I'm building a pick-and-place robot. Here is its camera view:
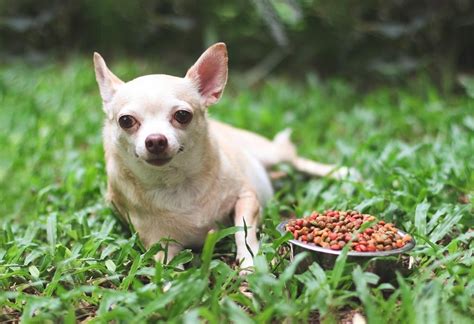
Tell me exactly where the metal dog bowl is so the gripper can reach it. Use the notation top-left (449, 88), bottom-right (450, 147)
top-left (277, 220), bottom-right (416, 280)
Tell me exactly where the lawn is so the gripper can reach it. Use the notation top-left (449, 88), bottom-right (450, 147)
top-left (0, 58), bottom-right (473, 323)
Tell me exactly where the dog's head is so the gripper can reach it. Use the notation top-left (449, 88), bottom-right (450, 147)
top-left (94, 43), bottom-right (228, 168)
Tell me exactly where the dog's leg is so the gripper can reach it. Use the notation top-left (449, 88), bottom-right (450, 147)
top-left (234, 189), bottom-right (260, 274)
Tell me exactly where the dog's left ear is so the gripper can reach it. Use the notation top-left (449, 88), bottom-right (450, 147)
top-left (185, 43), bottom-right (228, 107)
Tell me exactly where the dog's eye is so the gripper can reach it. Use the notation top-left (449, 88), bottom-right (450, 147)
top-left (118, 115), bottom-right (137, 129)
top-left (174, 110), bottom-right (193, 125)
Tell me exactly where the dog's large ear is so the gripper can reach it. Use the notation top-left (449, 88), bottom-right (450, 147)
top-left (93, 52), bottom-right (124, 106)
top-left (185, 43), bottom-right (228, 107)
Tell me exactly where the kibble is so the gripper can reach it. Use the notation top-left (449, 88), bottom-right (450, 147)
top-left (285, 210), bottom-right (412, 252)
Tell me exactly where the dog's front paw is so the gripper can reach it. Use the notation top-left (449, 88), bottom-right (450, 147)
top-left (237, 257), bottom-right (254, 276)
top-left (332, 166), bottom-right (362, 181)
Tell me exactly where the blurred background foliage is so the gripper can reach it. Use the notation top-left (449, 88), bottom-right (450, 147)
top-left (0, 0), bottom-right (474, 90)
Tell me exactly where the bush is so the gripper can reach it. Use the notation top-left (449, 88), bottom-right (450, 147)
top-left (0, 0), bottom-right (473, 85)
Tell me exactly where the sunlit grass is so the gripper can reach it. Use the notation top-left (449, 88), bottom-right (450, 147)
top-left (0, 58), bottom-right (472, 322)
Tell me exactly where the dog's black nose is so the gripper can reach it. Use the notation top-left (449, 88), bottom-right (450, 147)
top-left (145, 134), bottom-right (168, 154)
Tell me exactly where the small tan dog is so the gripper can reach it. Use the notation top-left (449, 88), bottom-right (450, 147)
top-left (94, 43), bottom-right (353, 271)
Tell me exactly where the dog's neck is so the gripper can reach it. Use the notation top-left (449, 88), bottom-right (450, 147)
top-left (111, 128), bottom-right (219, 191)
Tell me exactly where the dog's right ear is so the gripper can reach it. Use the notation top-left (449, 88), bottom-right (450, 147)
top-left (93, 52), bottom-right (124, 107)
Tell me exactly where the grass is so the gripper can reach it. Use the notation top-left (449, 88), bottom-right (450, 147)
top-left (0, 58), bottom-right (473, 323)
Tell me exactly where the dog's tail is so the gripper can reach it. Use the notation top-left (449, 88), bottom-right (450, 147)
top-left (272, 128), bottom-right (297, 161)
top-left (272, 128), bottom-right (356, 179)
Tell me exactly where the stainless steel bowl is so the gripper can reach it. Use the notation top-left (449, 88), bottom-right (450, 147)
top-left (277, 220), bottom-right (416, 280)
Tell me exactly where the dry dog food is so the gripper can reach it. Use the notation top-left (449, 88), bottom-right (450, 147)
top-left (285, 210), bottom-right (412, 252)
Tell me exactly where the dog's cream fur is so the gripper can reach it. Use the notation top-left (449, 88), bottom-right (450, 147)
top-left (94, 43), bottom-right (353, 271)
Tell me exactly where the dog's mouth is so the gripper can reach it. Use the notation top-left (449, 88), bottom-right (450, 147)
top-left (146, 157), bottom-right (173, 166)
top-left (138, 146), bottom-right (183, 167)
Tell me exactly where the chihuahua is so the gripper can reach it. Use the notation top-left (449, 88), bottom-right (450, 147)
top-left (93, 43), bottom-right (354, 271)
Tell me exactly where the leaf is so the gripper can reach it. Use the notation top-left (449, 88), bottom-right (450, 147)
top-left (105, 259), bottom-right (116, 273)
top-left (154, 260), bottom-right (164, 284)
top-left (279, 252), bottom-right (307, 283)
top-left (100, 244), bottom-right (119, 260)
top-left (429, 206), bottom-right (465, 243)
top-left (331, 244), bottom-right (350, 289)
top-left (414, 200), bottom-right (430, 236)
top-left (426, 206), bottom-right (448, 233)
top-left (354, 197), bottom-right (384, 212)
top-left (272, 230), bottom-right (293, 250)
top-left (378, 283), bottom-right (395, 291)
top-left (28, 265), bottom-right (40, 278)
top-left (254, 254), bottom-right (269, 273)
top-left (300, 181), bottom-right (324, 210)
top-left (44, 267), bottom-right (63, 296)
top-left (24, 250), bottom-right (43, 265)
top-left (182, 309), bottom-right (201, 324)
top-left (64, 304), bottom-right (76, 324)
top-left (243, 218), bottom-right (254, 258)
top-left (462, 115), bottom-right (474, 131)
top-left (397, 273), bottom-right (416, 323)
top-left (415, 281), bottom-right (441, 324)
top-left (458, 75), bottom-right (474, 98)
top-left (142, 241), bottom-right (165, 261)
top-left (168, 249), bottom-right (193, 268)
top-left (364, 272), bottom-right (380, 285)
top-left (120, 254), bottom-right (141, 290)
top-left (308, 262), bottom-right (327, 283)
top-left (201, 227), bottom-right (241, 276)
top-left (46, 213), bottom-right (57, 255)
top-left (223, 298), bottom-right (253, 324)
top-left (352, 266), bottom-right (382, 322)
